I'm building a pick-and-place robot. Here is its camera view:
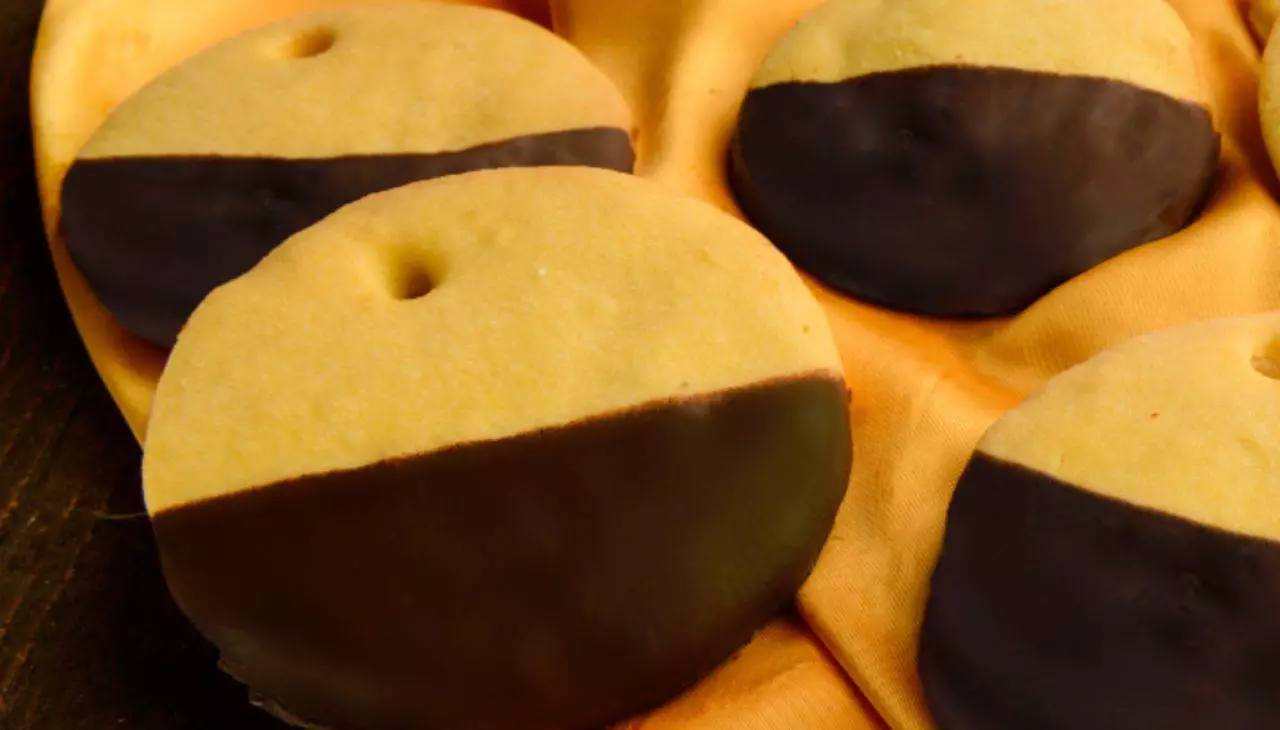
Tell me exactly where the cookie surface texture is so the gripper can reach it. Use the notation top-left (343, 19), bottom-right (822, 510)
top-left (919, 312), bottom-right (1280, 730)
top-left (730, 0), bottom-right (1220, 317)
top-left (59, 2), bottom-right (634, 348)
top-left (141, 166), bottom-right (853, 730)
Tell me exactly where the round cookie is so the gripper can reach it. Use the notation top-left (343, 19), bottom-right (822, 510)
top-left (141, 166), bottom-right (853, 730)
top-left (918, 312), bottom-right (1280, 729)
top-left (60, 2), bottom-right (634, 348)
top-left (729, 0), bottom-right (1220, 318)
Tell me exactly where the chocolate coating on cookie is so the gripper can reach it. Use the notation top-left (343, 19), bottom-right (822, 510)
top-left (60, 3), bottom-right (635, 347)
top-left (157, 376), bottom-right (850, 730)
top-left (919, 313), bottom-right (1280, 729)
top-left (921, 453), bottom-right (1280, 730)
top-left (142, 166), bottom-right (853, 730)
top-left (731, 0), bottom-right (1219, 317)
top-left (62, 129), bottom-right (632, 347)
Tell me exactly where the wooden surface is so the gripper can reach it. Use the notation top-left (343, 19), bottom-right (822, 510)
top-left (0, 2), bottom-right (286, 728)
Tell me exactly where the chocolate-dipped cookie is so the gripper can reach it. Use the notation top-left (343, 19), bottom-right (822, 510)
top-left (60, 3), bottom-right (634, 348)
top-left (141, 166), bottom-right (853, 730)
top-left (919, 312), bottom-right (1280, 729)
top-left (730, 0), bottom-right (1220, 318)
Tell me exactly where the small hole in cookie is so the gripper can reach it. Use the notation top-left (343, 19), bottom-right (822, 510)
top-left (1251, 337), bottom-right (1280, 379)
top-left (282, 27), bottom-right (336, 59)
top-left (390, 263), bottom-right (435, 301)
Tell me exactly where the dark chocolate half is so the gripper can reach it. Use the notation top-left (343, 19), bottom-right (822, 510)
top-left (918, 452), bottom-right (1280, 730)
top-left (729, 66), bottom-right (1220, 317)
top-left (61, 126), bottom-right (635, 348)
top-left (152, 374), bottom-right (852, 730)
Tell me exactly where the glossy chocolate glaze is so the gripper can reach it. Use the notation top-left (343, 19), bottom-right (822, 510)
top-left (151, 375), bottom-right (852, 730)
top-left (61, 127), bottom-right (635, 348)
top-left (729, 66), bottom-right (1220, 317)
top-left (919, 452), bottom-right (1280, 730)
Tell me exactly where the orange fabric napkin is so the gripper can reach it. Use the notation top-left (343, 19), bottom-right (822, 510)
top-left (28, 0), bottom-right (1280, 728)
